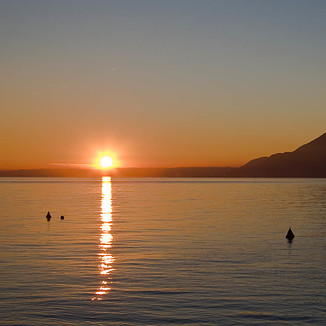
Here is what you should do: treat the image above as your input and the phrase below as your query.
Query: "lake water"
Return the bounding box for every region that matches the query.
[0,177,326,325]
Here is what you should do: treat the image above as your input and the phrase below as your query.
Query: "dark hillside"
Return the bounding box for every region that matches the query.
[235,133,326,177]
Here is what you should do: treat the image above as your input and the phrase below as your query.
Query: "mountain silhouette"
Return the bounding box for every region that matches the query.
[236,132,326,177]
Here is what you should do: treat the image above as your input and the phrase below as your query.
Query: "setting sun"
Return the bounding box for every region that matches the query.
[93,151,119,170]
[100,156,113,168]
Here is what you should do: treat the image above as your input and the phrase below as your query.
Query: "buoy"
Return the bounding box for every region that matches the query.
[286,228,295,242]
[46,211,51,221]
[60,215,64,220]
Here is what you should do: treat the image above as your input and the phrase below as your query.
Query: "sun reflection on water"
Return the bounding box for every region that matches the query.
[92,176,114,301]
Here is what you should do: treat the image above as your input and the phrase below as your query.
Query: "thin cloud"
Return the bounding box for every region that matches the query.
[49,163,92,168]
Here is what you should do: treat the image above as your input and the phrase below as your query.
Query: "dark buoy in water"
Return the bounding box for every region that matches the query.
[286,228,295,242]
[60,215,64,220]
[46,211,51,221]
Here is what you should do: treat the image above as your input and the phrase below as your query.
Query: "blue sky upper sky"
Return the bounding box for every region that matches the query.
[1,0,325,168]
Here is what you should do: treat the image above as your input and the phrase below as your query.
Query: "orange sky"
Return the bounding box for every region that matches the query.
[1,1,325,169]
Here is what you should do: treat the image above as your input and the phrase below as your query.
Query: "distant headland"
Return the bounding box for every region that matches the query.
[1,133,325,178]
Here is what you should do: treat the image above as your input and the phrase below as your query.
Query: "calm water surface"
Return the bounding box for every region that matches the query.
[0,177,326,325]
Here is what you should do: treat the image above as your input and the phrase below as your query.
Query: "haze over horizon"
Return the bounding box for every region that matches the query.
[1,0,325,169]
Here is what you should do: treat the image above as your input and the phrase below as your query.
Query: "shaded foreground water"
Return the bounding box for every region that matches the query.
[0,177,326,325]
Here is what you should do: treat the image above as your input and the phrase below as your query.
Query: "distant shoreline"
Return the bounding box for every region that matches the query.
[0,166,325,178]
[0,167,234,178]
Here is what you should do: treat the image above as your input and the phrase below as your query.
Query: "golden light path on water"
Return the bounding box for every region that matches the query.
[92,176,115,301]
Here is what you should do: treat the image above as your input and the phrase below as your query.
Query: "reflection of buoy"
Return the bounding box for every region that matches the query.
[46,211,51,221]
[60,215,64,220]
[286,228,295,242]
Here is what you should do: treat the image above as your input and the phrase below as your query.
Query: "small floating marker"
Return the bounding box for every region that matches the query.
[60,215,64,220]
[46,211,51,221]
[286,228,295,242]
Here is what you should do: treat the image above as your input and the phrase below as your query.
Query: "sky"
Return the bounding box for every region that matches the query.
[1,0,326,169]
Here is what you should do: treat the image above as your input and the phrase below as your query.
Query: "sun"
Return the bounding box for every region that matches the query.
[100,156,114,168]
[93,151,119,170]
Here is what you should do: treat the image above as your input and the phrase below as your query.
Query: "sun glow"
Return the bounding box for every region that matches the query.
[94,151,119,169]
[100,156,113,168]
